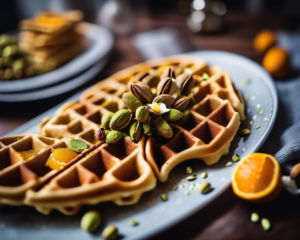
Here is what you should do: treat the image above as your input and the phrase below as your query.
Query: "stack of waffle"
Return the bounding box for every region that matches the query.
[19,10,86,72]
[0,55,245,215]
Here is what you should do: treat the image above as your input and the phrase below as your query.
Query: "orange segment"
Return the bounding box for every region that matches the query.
[15,148,42,161]
[232,153,282,203]
[46,148,78,170]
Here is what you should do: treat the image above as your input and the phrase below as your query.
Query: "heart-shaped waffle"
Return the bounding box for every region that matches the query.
[0,134,93,205]
[25,135,156,215]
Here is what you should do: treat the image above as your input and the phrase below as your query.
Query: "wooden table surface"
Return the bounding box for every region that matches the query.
[1,11,300,240]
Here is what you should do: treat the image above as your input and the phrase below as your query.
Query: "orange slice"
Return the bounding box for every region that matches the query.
[46,148,78,170]
[232,153,282,203]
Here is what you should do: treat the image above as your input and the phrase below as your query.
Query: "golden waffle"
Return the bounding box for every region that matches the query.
[41,91,125,140]
[19,10,83,34]
[25,135,156,215]
[145,95,240,181]
[0,134,94,205]
[80,55,245,182]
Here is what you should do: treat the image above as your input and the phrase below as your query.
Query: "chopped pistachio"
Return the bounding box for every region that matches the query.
[261,218,271,231]
[241,78,251,85]
[257,109,264,115]
[256,125,261,129]
[250,121,254,125]
[160,194,168,201]
[186,166,192,174]
[239,129,251,136]
[232,154,240,162]
[226,161,232,167]
[201,172,207,179]
[202,73,209,81]
[130,220,139,226]
[181,178,186,182]
[199,182,211,194]
[251,212,260,222]
[180,184,185,188]
[186,175,197,181]
[244,94,250,101]
[184,191,190,195]
[264,117,269,121]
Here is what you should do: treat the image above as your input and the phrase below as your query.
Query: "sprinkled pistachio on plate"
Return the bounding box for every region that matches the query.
[261,218,271,231]
[186,175,197,181]
[130,220,139,226]
[264,117,269,121]
[201,172,207,179]
[160,194,168,201]
[226,161,232,167]
[102,225,118,240]
[186,166,192,174]
[241,78,251,85]
[232,154,240,162]
[184,191,190,195]
[250,120,254,125]
[257,108,264,115]
[199,182,211,194]
[202,73,209,81]
[256,125,261,129]
[239,128,251,136]
[251,212,260,222]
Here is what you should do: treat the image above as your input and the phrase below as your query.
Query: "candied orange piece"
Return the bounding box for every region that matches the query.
[15,148,42,161]
[232,153,282,203]
[46,148,78,170]
[37,15,64,27]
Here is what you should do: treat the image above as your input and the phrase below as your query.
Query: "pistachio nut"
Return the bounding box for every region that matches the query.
[129,121,143,142]
[153,94,175,107]
[161,66,175,79]
[142,75,160,88]
[199,181,211,194]
[130,82,153,103]
[81,210,101,232]
[175,109,190,126]
[101,111,114,130]
[152,115,162,124]
[122,92,143,112]
[163,109,183,122]
[109,109,132,130]
[172,96,191,111]
[146,130,153,136]
[96,127,106,141]
[136,106,150,123]
[176,73,194,96]
[135,71,149,82]
[157,77,179,96]
[106,130,123,144]
[155,118,173,138]
[142,121,151,134]
[102,225,118,240]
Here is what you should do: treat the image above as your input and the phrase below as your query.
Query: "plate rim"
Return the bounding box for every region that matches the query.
[0,23,114,93]
[2,50,278,240]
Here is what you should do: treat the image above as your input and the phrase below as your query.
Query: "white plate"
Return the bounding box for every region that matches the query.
[0,23,114,93]
[0,51,278,240]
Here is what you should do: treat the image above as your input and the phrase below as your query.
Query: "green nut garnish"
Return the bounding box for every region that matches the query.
[186,175,197,181]
[155,118,173,138]
[226,161,232,167]
[160,194,168,201]
[101,111,114,130]
[232,154,240,162]
[257,108,264,115]
[251,212,260,222]
[109,109,132,130]
[142,121,151,134]
[163,109,183,122]
[201,172,207,179]
[102,225,118,240]
[130,220,139,226]
[80,210,101,232]
[136,106,150,123]
[176,109,190,126]
[153,94,175,107]
[68,139,88,153]
[202,73,209,81]
[199,181,211,194]
[105,131,123,144]
[129,121,143,142]
[122,92,143,112]
[186,166,192,174]
[261,218,271,231]
[239,128,251,136]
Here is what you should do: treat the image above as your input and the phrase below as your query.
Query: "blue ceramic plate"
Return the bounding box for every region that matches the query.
[0,51,277,240]
[0,23,114,93]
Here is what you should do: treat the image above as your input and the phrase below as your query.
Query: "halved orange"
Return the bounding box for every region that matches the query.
[232,153,282,203]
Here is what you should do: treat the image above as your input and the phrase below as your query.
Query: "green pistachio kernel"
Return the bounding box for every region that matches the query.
[199,182,211,194]
[226,161,232,167]
[102,225,118,240]
[202,73,209,81]
[239,129,251,136]
[201,172,207,179]
[232,154,240,162]
[80,210,101,232]
[186,166,192,174]
[256,125,261,129]
[101,111,114,130]
[251,212,260,222]
[186,175,197,181]
[160,194,168,201]
[258,108,264,115]
[261,218,271,231]
[130,220,139,226]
